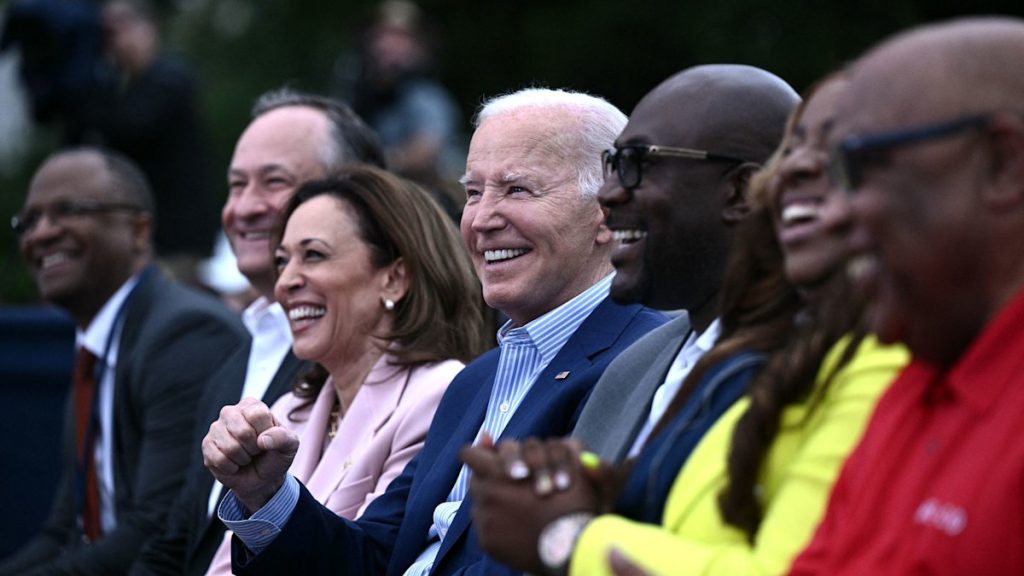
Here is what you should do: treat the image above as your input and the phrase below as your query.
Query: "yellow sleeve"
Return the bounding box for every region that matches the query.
[569,338,908,576]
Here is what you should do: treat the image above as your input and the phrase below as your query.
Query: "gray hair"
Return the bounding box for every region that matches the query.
[251,87,386,172]
[474,88,627,199]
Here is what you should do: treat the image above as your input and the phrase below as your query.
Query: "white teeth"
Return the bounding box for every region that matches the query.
[781,204,820,225]
[241,231,270,240]
[612,229,647,243]
[41,253,69,269]
[484,248,528,263]
[288,306,326,321]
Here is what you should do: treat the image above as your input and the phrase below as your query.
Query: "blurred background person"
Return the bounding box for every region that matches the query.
[0,0,101,140]
[0,147,245,576]
[203,167,490,575]
[1,0,219,272]
[333,0,464,221]
[78,0,219,276]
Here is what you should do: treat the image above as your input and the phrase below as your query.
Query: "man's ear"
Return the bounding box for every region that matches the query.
[984,115,1024,211]
[132,213,153,255]
[594,203,613,246]
[722,162,759,225]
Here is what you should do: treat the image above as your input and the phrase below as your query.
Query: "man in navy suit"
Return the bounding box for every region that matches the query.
[130,88,385,576]
[202,87,666,575]
[462,65,800,576]
[0,148,246,575]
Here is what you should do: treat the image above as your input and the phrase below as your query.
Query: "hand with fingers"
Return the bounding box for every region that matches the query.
[461,435,620,573]
[201,397,300,514]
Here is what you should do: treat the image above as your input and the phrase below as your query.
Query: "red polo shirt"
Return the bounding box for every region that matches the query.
[790,286,1024,575]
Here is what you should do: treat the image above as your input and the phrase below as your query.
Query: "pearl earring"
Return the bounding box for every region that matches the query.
[383,298,395,311]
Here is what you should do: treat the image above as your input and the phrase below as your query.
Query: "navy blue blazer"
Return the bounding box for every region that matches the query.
[614,350,765,524]
[232,297,666,575]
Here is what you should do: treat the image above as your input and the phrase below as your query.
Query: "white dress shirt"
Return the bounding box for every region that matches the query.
[76,274,142,533]
[626,317,721,458]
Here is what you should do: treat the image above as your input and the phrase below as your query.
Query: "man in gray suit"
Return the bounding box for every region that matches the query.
[575,64,799,462]
[129,89,385,576]
[1,148,246,575]
[463,65,798,575]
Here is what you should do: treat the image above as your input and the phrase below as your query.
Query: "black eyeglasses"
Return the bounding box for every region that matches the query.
[602,144,747,190]
[828,113,993,192]
[12,200,142,237]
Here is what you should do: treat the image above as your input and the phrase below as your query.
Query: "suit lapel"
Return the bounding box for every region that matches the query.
[194,346,307,555]
[435,297,629,567]
[389,359,495,573]
[605,316,691,462]
[306,357,409,499]
[264,351,307,406]
[417,363,493,505]
[110,269,161,505]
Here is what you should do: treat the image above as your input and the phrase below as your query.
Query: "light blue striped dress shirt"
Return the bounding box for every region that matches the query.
[404,273,613,576]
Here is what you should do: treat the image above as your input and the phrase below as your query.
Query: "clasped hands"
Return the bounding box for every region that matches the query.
[460,435,626,574]
[202,397,300,514]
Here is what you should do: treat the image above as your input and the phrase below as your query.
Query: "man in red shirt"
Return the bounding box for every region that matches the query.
[789,16,1024,575]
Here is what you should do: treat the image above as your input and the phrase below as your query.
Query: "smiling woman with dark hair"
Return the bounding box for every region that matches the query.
[203,165,488,575]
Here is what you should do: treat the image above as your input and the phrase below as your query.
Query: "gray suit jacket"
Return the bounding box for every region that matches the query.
[572,314,692,463]
[0,268,247,576]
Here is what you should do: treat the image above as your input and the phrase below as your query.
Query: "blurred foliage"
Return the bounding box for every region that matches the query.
[2,0,1023,304]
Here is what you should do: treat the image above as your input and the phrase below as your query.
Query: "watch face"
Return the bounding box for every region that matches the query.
[538,513,594,573]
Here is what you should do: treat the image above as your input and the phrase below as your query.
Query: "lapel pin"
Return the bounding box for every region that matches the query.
[555,371,570,380]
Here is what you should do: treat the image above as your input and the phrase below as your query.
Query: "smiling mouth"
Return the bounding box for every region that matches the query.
[612,229,647,245]
[780,203,821,227]
[40,252,71,269]
[484,248,529,263]
[288,306,326,321]
[238,231,271,241]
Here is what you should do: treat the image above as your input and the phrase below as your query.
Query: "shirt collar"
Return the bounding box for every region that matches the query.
[695,317,721,353]
[76,273,143,363]
[496,273,613,365]
[242,296,292,342]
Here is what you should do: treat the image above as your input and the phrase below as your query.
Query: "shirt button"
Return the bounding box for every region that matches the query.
[499,402,510,413]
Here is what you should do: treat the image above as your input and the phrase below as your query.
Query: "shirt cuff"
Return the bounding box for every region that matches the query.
[218,475,300,555]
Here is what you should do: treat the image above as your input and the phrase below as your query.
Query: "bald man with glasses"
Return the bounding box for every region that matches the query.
[789,17,1024,575]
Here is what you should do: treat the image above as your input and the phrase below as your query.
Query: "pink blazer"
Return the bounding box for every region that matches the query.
[205,353,463,575]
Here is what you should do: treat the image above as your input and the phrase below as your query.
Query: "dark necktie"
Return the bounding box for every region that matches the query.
[73,347,101,541]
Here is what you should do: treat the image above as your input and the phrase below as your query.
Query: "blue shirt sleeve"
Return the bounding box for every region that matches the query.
[218,474,300,554]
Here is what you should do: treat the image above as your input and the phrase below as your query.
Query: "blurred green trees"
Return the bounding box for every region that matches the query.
[3,0,1021,303]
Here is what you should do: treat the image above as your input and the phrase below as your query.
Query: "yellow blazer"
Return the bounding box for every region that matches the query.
[571,337,908,576]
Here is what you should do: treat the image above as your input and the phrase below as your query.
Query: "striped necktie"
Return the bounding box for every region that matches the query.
[73,347,101,541]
